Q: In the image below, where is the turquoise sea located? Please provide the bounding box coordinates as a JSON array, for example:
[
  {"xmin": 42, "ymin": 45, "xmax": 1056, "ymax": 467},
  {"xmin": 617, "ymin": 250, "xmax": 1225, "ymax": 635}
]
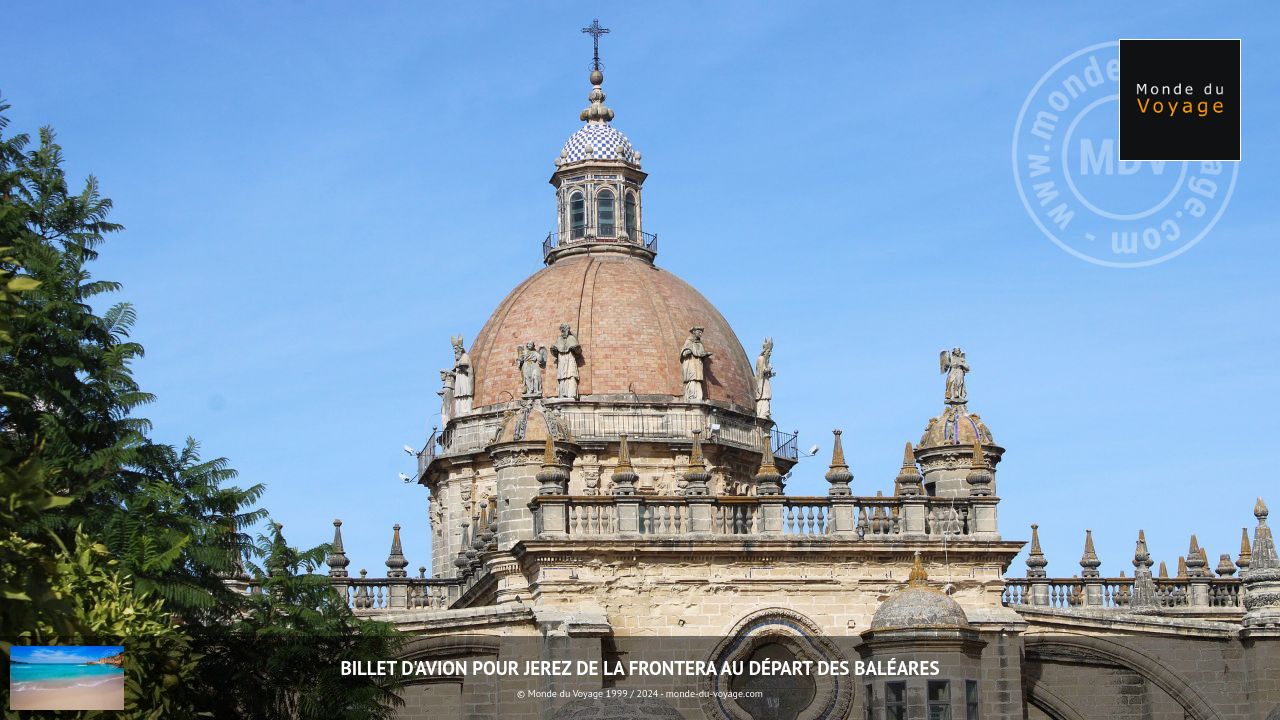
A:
[{"xmin": 11, "ymin": 663, "xmax": 123, "ymax": 685}]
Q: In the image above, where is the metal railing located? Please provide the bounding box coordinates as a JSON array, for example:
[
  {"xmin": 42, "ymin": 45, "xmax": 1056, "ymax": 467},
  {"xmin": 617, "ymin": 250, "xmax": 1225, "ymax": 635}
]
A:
[
  {"xmin": 773, "ymin": 428, "xmax": 799, "ymax": 461},
  {"xmin": 543, "ymin": 227, "xmax": 658, "ymax": 261},
  {"xmin": 417, "ymin": 429, "xmax": 440, "ymax": 477}
]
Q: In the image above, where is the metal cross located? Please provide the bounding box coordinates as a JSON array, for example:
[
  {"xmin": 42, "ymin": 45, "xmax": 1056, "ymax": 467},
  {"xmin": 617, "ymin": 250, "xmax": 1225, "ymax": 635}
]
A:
[{"xmin": 581, "ymin": 19, "xmax": 610, "ymax": 70}]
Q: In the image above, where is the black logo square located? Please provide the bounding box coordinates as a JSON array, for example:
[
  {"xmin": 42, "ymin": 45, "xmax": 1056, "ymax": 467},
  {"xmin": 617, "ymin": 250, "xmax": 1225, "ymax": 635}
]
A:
[{"xmin": 1119, "ymin": 39, "xmax": 1240, "ymax": 161}]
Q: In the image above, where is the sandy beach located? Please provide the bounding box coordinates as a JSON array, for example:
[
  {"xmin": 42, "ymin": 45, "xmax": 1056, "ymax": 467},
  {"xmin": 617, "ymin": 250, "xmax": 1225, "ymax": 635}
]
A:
[{"xmin": 9, "ymin": 671, "xmax": 125, "ymax": 711}]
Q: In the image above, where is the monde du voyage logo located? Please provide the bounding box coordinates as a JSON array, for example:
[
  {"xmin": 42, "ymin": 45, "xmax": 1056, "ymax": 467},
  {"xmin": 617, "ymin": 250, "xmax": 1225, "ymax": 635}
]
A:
[{"xmin": 1013, "ymin": 40, "xmax": 1240, "ymax": 268}]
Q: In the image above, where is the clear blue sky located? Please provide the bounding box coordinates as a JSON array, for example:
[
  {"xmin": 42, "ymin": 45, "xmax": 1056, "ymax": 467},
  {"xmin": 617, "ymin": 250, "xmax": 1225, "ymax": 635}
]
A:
[
  {"xmin": 12, "ymin": 646, "xmax": 122, "ymax": 665},
  {"xmin": 5, "ymin": 3, "xmax": 1278, "ymax": 581}
]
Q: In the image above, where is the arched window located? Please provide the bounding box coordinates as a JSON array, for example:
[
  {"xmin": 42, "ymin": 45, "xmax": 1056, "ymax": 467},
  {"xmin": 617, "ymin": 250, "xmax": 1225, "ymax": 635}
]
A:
[
  {"xmin": 625, "ymin": 192, "xmax": 638, "ymax": 236},
  {"xmin": 597, "ymin": 189, "xmax": 615, "ymax": 237},
  {"xmin": 569, "ymin": 192, "xmax": 585, "ymax": 239}
]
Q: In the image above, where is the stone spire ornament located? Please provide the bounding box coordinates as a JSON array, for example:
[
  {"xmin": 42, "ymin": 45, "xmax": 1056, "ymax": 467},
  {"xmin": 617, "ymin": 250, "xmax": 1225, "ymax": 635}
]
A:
[
  {"xmin": 754, "ymin": 433, "xmax": 784, "ymax": 496},
  {"xmin": 1251, "ymin": 497, "xmax": 1277, "ymax": 570},
  {"xmin": 611, "ymin": 434, "xmax": 638, "ymax": 496},
  {"xmin": 824, "ymin": 430, "xmax": 853, "ymax": 497},
  {"xmin": 1243, "ymin": 497, "xmax": 1280, "ymax": 627},
  {"xmin": 453, "ymin": 522, "xmax": 471, "ymax": 572},
  {"xmin": 894, "ymin": 441, "xmax": 924, "ymax": 497},
  {"xmin": 908, "ymin": 550, "xmax": 930, "ymax": 588},
  {"xmin": 1131, "ymin": 529, "xmax": 1157, "ymax": 610},
  {"xmin": 1159, "ymin": 561, "xmax": 1169, "ymax": 579},
  {"xmin": 1238, "ymin": 527, "xmax": 1253, "ymax": 572},
  {"xmin": 385, "ymin": 524, "xmax": 408, "ymax": 578},
  {"xmin": 536, "ymin": 437, "xmax": 568, "ymax": 495},
  {"xmin": 681, "ymin": 430, "xmax": 711, "ymax": 496},
  {"xmin": 326, "ymin": 519, "xmax": 350, "ymax": 578},
  {"xmin": 1216, "ymin": 554, "xmax": 1237, "ymax": 577},
  {"xmin": 1025, "ymin": 524, "xmax": 1048, "ymax": 579},
  {"xmin": 966, "ymin": 440, "xmax": 993, "ymax": 497},
  {"xmin": 1186, "ymin": 535, "xmax": 1207, "ymax": 577},
  {"xmin": 1079, "ymin": 529, "xmax": 1101, "ymax": 578}
]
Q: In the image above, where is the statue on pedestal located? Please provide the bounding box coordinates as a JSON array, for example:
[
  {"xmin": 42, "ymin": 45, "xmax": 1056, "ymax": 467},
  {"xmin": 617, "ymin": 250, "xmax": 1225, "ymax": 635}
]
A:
[
  {"xmin": 451, "ymin": 336, "xmax": 473, "ymax": 415},
  {"xmin": 550, "ymin": 323, "xmax": 582, "ymax": 399},
  {"xmin": 516, "ymin": 341, "xmax": 548, "ymax": 397},
  {"xmin": 438, "ymin": 369, "xmax": 455, "ymax": 427},
  {"xmin": 754, "ymin": 337, "xmax": 775, "ymax": 418},
  {"xmin": 940, "ymin": 347, "xmax": 969, "ymax": 405},
  {"xmin": 680, "ymin": 327, "xmax": 712, "ymax": 401}
]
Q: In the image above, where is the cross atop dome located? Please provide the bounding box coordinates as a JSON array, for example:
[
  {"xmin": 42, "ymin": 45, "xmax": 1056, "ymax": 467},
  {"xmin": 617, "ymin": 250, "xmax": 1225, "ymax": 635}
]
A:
[
  {"xmin": 582, "ymin": 19, "xmax": 609, "ymax": 71},
  {"xmin": 579, "ymin": 19, "xmax": 616, "ymax": 123}
]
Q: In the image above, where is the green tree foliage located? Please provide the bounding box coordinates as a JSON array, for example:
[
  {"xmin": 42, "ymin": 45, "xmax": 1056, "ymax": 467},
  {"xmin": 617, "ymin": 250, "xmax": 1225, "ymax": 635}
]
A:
[
  {"xmin": 1, "ymin": 95, "xmax": 405, "ymax": 717},
  {"xmin": 199, "ymin": 524, "xmax": 405, "ymax": 720}
]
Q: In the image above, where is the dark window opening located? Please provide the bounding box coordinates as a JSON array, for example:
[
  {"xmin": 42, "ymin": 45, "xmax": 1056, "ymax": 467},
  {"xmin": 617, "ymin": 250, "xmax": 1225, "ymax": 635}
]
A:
[
  {"xmin": 885, "ymin": 681, "xmax": 906, "ymax": 720},
  {"xmin": 598, "ymin": 190, "xmax": 615, "ymax": 237},
  {"xmin": 928, "ymin": 680, "xmax": 951, "ymax": 720},
  {"xmin": 570, "ymin": 193, "xmax": 585, "ymax": 239}
]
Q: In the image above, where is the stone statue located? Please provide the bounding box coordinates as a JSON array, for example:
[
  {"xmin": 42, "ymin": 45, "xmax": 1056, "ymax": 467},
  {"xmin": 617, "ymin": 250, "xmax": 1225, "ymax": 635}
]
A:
[
  {"xmin": 754, "ymin": 337, "xmax": 775, "ymax": 418},
  {"xmin": 680, "ymin": 327, "xmax": 712, "ymax": 401},
  {"xmin": 451, "ymin": 336, "xmax": 473, "ymax": 415},
  {"xmin": 516, "ymin": 341, "xmax": 548, "ymax": 397},
  {"xmin": 940, "ymin": 347, "xmax": 969, "ymax": 405},
  {"xmin": 550, "ymin": 323, "xmax": 582, "ymax": 399},
  {"xmin": 437, "ymin": 369, "xmax": 455, "ymax": 427}
]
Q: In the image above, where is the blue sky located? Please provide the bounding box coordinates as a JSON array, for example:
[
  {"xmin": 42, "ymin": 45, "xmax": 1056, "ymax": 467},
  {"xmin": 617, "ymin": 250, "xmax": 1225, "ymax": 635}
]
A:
[
  {"xmin": 11, "ymin": 646, "xmax": 122, "ymax": 665},
  {"xmin": 4, "ymin": 3, "xmax": 1278, "ymax": 581}
]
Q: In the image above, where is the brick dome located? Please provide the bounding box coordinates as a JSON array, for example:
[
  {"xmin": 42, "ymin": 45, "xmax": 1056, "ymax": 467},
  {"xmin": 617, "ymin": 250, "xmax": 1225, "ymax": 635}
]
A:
[{"xmin": 469, "ymin": 252, "xmax": 755, "ymax": 410}]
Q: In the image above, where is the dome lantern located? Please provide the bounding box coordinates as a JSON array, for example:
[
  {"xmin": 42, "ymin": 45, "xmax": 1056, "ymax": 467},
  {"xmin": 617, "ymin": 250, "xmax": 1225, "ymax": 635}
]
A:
[{"xmin": 545, "ymin": 21, "xmax": 653, "ymax": 265}]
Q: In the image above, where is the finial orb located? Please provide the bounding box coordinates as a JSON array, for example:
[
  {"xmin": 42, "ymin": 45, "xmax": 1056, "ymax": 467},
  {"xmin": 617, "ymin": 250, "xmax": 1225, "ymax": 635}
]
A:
[{"xmin": 590, "ymin": 69, "xmax": 604, "ymax": 85}]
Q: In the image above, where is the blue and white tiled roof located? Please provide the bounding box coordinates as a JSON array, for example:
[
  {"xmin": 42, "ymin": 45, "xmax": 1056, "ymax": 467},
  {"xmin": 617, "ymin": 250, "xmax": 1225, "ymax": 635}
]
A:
[{"xmin": 561, "ymin": 122, "xmax": 638, "ymax": 164}]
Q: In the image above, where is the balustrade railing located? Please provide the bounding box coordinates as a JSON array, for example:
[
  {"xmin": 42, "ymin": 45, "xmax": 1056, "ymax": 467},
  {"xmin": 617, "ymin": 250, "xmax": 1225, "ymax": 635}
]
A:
[
  {"xmin": 1001, "ymin": 576, "xmax": 1243, "ymax": 611},
  {"xmin": 531, "ymin": 495, "xmax": 989, "ymax": 540},
  {"xmin": 338, "ymin": 576, "xmax": 458, "ymax": 613}
]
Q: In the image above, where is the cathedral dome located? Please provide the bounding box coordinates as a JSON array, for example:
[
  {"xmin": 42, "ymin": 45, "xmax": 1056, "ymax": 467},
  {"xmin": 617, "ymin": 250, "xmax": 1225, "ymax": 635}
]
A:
[
  {"xmin": 560, "ymin": 122, "xmax": 638, "ymax": 164},
  {"xmin": 468, "ymin": 252, "xmax": 755, "ymax": 410}
]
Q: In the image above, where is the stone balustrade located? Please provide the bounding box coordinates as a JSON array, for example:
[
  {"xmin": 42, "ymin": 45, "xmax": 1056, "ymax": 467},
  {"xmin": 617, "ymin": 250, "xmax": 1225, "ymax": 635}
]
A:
[
  {"xmin": 330, "ymin": 571, "xmax": 460, "ymax": 615},
  {"xmin": 1002, "ymin": 577, "xmax": 1243, "ymax": 610},
  {"xmin": 530, "ymin": 494, "xmax": 997, "ymax": 539}
]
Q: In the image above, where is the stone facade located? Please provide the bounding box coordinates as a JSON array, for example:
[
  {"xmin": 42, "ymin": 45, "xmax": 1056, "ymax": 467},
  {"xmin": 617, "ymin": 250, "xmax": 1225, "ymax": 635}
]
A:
[{"xmin": 313, "ymin": 48, "xmax": 1280, "ymax": 720}]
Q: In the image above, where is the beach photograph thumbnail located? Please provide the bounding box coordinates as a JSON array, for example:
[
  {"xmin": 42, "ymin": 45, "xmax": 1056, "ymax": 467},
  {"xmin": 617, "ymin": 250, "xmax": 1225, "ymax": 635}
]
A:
[{"xmin": 9, "ymin": 645, "xmax": 125, "ymax": 711}]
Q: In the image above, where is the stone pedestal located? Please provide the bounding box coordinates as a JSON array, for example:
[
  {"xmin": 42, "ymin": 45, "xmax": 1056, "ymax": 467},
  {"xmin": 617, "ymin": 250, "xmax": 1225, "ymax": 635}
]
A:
[
  {"xmin": 688, "ymin": 497, "xmax": 714, "ymax": 534},
  {"xmin": 829, "ymin": 497, "xmax": 856, "ymax": 535},
  {"xmin": 759, "ymin": 497, "xmax": 785, "ymax": 535}
]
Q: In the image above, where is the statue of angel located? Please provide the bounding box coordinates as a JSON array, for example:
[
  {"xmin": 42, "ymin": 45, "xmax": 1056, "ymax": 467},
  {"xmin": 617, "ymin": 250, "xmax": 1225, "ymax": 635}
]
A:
[
  {"xmin": 516, "ymin": 341, "xmax": 548, "ymax": 397},
  {"xmin": 940, "ymin": 347, "xmax": 969, "ymax": 405}
]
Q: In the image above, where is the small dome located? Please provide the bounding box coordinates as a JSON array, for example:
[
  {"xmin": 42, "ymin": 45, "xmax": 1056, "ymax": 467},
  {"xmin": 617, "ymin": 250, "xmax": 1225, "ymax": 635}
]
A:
[
  {"xmin": 871, "ymin": 555, "xmax": 971, "ymax": 630},
  {"xmin": 561, "ymin": 122, "xmax": 638, "ymax": 164},
  {"xmin": 919, "ymin": 405, "xmax": 994, "ymax": 449},
  {"xmin": 871, "ymin": 587, "xmax": 971, "ymax": 630}
]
